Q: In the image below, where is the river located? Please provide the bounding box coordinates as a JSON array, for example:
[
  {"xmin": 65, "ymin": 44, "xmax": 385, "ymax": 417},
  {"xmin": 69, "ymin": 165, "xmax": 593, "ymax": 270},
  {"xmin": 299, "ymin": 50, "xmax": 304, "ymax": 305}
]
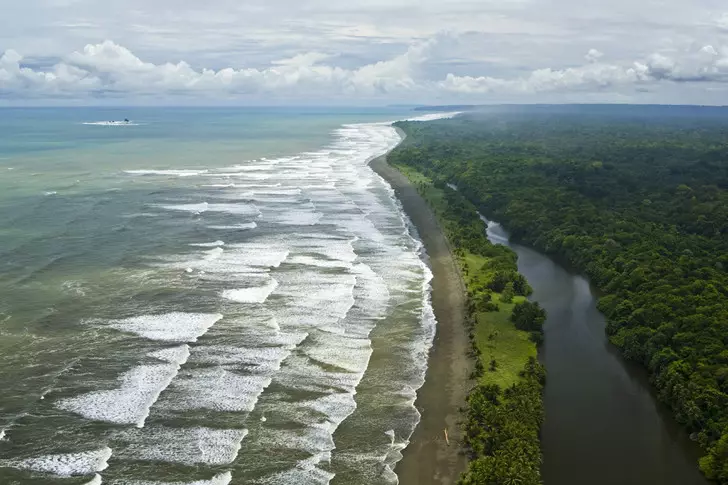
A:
[{"xmin": 483, "ymin": 218, "xmax": 709, "ymax": 485}]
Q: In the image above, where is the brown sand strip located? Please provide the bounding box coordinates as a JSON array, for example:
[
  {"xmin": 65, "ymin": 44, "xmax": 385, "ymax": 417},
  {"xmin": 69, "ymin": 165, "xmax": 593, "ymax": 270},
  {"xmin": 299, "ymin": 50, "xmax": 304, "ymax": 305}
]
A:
[{"xmin": 370, "ymin": 146, "xmax": 471, "ymax": 485}]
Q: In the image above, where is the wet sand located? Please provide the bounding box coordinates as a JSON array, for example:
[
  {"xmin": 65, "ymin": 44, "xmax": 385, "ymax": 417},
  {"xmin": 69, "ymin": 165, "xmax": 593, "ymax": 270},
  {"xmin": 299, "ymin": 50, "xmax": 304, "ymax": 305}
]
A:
[{"xmin": 370, "ymin": 144, "xmax": 471, "ymax": 485}]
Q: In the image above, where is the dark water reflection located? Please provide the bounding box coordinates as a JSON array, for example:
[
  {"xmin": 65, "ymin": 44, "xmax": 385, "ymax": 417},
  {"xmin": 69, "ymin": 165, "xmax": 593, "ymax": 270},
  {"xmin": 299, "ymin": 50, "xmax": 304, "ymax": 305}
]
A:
[{"xmin": 484, "ymin": 219, "xmax": 708, "ymax": 485}]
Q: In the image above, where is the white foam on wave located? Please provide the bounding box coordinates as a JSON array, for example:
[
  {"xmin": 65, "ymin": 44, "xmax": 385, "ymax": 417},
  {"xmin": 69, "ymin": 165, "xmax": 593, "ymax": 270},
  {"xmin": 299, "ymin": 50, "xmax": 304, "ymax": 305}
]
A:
[
  {"xmin": 258, "ymin": 452, "xmax": 335, "ymax": 485},
  {"xmin": 107, "ymin": 313, "xmax": 223, "ymax": 342},
  {"xmin": 203, "ymin": 247, "xmax": 224, "ymax": 261},
  {"xmin": 158, "ymin": 202, "xmax": 260, "ymax": 217},
  {"xmin": 160, "ymin": 202, "xmax": 209, "ymax": 213},
  {"xmin": 192, "ymin": 345, "xmax": 292, "ymax": 371},
  {"xmin": 209, "ymin": 172, "xmax": 273, "ymax": 181},
  {"xmin": 190, "ymin": 240, "xmax": 225, "ymax": 247},
  {"xmin": 224, "ymin": 163, "xmax": 275, "ymax": 172},
  {"xmin": 222, "ymin": 244, "xmax": 290, "ymax": 268},
  {"xmin": 304, "ymin": 333, "xmax": 372, "ymax": 374},
  {"xmin": 125, "ymin": 169, "xmax": 207, "ymax": 176},
  {"xmin": 160, "ymin": 366, "xmax": 272, "ymax": 413},
  {"xmin": 283, "ymin": 234, "xmax": 358, "ymax": 264},
  {"xmin": 222, "ymin": 278, "xmax": 278, "ymax": 303},
  {"xmin": 248, "ymin": 187, "xmax": 301, "ymax": 196},
  {"xmin": 7, "ymin": 447, "xmax": 112, "ymax": 477},
  {"xmin": 153, "ymin": 244, "xmax": 287, "ymax": 279},
  {"xmin": 350, "ymin": 262, "xmax": 390, "ymax": 321},
  {"xmin": 286, "ymin": 255, "xmax": 351, "ymax": 269},
  {"xmin": 112, "ymin": 472, "xmax": 232, "ymax": 485},
  {"xmin": 268, "ymin": 208, "xmax": 323, "ymax": 226},
  {"xmin": 274, "ymin": 272, "xmax": 356, "ymax": 322},
  {"xmin": 411, "ymin": 262, "xmax": 436, "ymax": 386},
  {"xmin": 149, "ymin": 344, "xmax": 191, "ymax": 365},
  {"xmin": 207, "ymin": 222, "xmax": 257, "ymax": 230},
  {"xmin": 305, "ymin": 393, "xmax": 359, "ymax": 429},
  {"xmin": 119, "ymin": 426, "xmax": 247, "ymax": 466},
  {"xmin": 274, "ymin": 353, "xmax": 362, "ymax": 394},
  {"xmin": 57, "ymin": 345, "xmax": 190, "ymax": 427}
]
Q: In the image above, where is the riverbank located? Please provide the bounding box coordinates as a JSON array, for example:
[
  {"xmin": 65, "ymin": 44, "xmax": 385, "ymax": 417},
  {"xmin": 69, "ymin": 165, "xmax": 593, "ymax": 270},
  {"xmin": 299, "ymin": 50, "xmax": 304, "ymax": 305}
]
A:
[{"xmin": 370, "ymin": 150, "xmax": 471, "ymax": 485}]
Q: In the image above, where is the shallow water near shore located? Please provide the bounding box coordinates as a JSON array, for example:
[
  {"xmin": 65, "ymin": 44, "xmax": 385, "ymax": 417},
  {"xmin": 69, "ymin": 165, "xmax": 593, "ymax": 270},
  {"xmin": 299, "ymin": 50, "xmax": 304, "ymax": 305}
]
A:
[
  {"xmin": 0, "ymin": 107, "xmax": 445, "ymax": 484},
  {"xmin": 484, "ymin": 219, "xmax": 709, "ymax": 485}
]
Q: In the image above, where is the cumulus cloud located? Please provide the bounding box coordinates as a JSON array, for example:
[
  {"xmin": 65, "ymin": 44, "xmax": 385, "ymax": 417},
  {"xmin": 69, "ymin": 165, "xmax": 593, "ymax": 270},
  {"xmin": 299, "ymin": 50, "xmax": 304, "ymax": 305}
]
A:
[
  {"xmin": 440, "ymin": 63, "xmax": 650, "ymax": 94},
  {"xmin": 0, "ymin": 40, "xmax": 430, "ymax": 98},
  {"xmin": 440, "ymin": 45, "xmax": 728, "ymax": 94},
  {"xmin": 2, "ymin": 39, "xmax": 728, "ymax": 100},
  {"xmin": 2, "ymin": 0, "xmax": 728, "ymax": 104},
  {"xmin": 643, "ymin": 45, "xmax": 728, "ymax": 82},
  {"xmin": 585, "ymin": 49, "xmax": 604, "ymax": 63}
]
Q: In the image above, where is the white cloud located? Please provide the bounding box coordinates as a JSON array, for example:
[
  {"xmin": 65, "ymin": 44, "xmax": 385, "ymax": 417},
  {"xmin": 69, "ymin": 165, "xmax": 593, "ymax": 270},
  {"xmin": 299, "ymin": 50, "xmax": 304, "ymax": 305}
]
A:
[
  {"xmin": 2, "ymin": 38, "xmax": 728, "ymax": 102},
  {"xmin": 0, "ymin": 40, "xmax": 429, "ymax": 98},
  {"xmin": 643, "ymin": 45, "xmax": 728, "ymax": 82},
  {"xmin": 440, "ymin": 63, "xmax": 649, "ymax": 94},
  {"xmin": 585, "ymin": 49, "xmax": 604, "ymax": 63},
  {"xmin": 2, "ymin": 0, "xmax": 728, "ymax": 103},
  {"xmin": 440, "ymin": 45, "xmax": 728, "ymax": 95}
]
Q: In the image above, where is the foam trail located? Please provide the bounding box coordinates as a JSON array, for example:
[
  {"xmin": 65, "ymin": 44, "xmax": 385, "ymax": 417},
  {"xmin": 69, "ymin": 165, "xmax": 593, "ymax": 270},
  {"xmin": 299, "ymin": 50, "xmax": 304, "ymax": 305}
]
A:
[
  {"xmin": 107, "ymin": 313, "xmax": 222, "ymax": 342},
  {"xmin": 6, "ymin": 447, "xmax": 112, "ymax": 476},
  {"xmin": 190, "ymin": 240, "xmax": 225, "ymax": 247},
  {"xmin": 118, "ymin": 427, "xmax": 247, "ymax": 466},
  {"xmin": 159, "ymin": 202, "xmax": 209, "ymax": 213},
  {"xmin": 125, "ymin": 169, "xmax": 206, "ymax": 176},
  {"xmin": 154, "ymin": 245, "xmax": 288, "ymax": 276},
  {"xmin": 222, "ymin": 278, "xmax": 278, "ymax": 303},
  {"xmin": 207, "ymin": 222, "xmax": 257, "ymax": 230},
  {"xmin": 149, "ymin": 345, "xmax": 191, "ymax": 364},
  {"xmin": 159, "ymin": 202, "xmax": 260, "ymax": 217},
  {"xmin": 111, "ymin": 472, "xmax": 232, "ymax": 485},
  {"xmin": 261, "ymin": 452, "xmax": 335, "ymax": 485},
  {"xmin": 192, "ymin": 344, "xmax": 293, "ymax": 368},
  {"xmin": 203, "ymin": 247, "xmax": 224, "ymax": 261},
  {"xmin": 160, "ymin": 367, "xmax": 272, "ymax": 412},
  {"xmin": 56, "ymin": 345, "xmax": 190, "ymax": 427}
]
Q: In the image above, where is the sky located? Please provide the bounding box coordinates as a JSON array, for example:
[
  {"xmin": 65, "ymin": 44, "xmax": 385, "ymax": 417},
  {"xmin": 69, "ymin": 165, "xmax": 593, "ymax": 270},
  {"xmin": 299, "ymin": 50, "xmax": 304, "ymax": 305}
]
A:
[{"xmin": 1, "ymin": 0, "xmax": 728, "ymax": 105}]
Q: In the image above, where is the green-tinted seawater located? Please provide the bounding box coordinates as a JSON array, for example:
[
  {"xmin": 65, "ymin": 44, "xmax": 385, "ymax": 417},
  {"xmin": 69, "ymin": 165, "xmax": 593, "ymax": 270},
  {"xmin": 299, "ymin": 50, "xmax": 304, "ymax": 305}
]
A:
[{"xmin": 0, "ymin": 108, "xmax": 437, "ymax": 485}]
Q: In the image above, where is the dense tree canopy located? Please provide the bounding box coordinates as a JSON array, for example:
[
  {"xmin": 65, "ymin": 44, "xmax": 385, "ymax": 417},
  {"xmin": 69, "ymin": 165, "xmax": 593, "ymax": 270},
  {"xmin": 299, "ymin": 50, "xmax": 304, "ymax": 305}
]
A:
[{"xmin": 391, "ymin": 108, "xmax": 728, "ymax": 482}]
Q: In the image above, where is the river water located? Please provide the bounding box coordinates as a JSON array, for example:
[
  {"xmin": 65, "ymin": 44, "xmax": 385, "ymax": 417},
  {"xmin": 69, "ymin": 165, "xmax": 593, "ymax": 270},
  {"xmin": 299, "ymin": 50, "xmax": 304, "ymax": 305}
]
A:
[{"xmin": 483, "ymin": 219, "xmax": 709, "ymax": 485}]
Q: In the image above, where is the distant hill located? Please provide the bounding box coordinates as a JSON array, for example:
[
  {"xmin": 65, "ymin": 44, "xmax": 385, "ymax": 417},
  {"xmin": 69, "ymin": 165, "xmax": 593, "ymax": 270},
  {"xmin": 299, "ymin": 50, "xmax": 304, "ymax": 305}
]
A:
[{"xmin": 413, "ymin": 103, "xmax": 728, "ymax": 118}]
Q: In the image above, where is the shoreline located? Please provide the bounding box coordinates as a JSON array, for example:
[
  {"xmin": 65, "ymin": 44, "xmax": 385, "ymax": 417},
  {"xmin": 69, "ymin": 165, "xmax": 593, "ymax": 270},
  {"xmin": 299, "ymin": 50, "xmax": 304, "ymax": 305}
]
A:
[{"xmin": 370, "ymin": 133, "xmax": 471, "ymax": 485}]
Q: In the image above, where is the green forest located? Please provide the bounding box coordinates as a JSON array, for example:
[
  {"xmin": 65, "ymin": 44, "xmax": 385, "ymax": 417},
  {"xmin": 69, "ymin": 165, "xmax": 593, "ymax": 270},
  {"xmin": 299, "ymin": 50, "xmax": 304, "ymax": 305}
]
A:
[{"xmin": 389, "ymin": 107, "xmax": 728, "ymax": 483}]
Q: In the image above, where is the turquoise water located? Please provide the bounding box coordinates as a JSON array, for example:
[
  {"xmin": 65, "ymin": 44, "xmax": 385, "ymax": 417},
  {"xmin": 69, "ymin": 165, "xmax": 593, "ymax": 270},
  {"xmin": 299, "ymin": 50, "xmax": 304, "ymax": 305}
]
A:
[{"xmin": 0, "ymin": 108, "xmax": 437, "ymax": 485}]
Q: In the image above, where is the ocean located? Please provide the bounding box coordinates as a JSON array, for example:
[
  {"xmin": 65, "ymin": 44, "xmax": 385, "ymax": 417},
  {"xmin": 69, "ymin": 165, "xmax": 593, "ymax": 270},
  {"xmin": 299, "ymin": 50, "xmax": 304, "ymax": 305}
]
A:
[{"xmin": 0, "ymin": 107, "xmax": 443, "ymax": 484}]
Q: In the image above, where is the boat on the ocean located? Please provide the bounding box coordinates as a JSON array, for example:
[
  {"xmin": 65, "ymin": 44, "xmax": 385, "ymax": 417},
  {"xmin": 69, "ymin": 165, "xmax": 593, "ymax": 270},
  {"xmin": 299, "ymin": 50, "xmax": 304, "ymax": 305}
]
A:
[{"xmin": 82, "ymin": 119, "xmax": 134, "ymax": 126}]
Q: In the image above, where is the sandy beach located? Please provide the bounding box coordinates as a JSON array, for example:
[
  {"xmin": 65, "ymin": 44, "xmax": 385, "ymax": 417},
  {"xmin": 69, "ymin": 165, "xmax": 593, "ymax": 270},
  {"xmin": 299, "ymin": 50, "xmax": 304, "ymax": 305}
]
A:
[{"xmin": 370, "ymin": 141, "xmax": 471, "ymax": 485}]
